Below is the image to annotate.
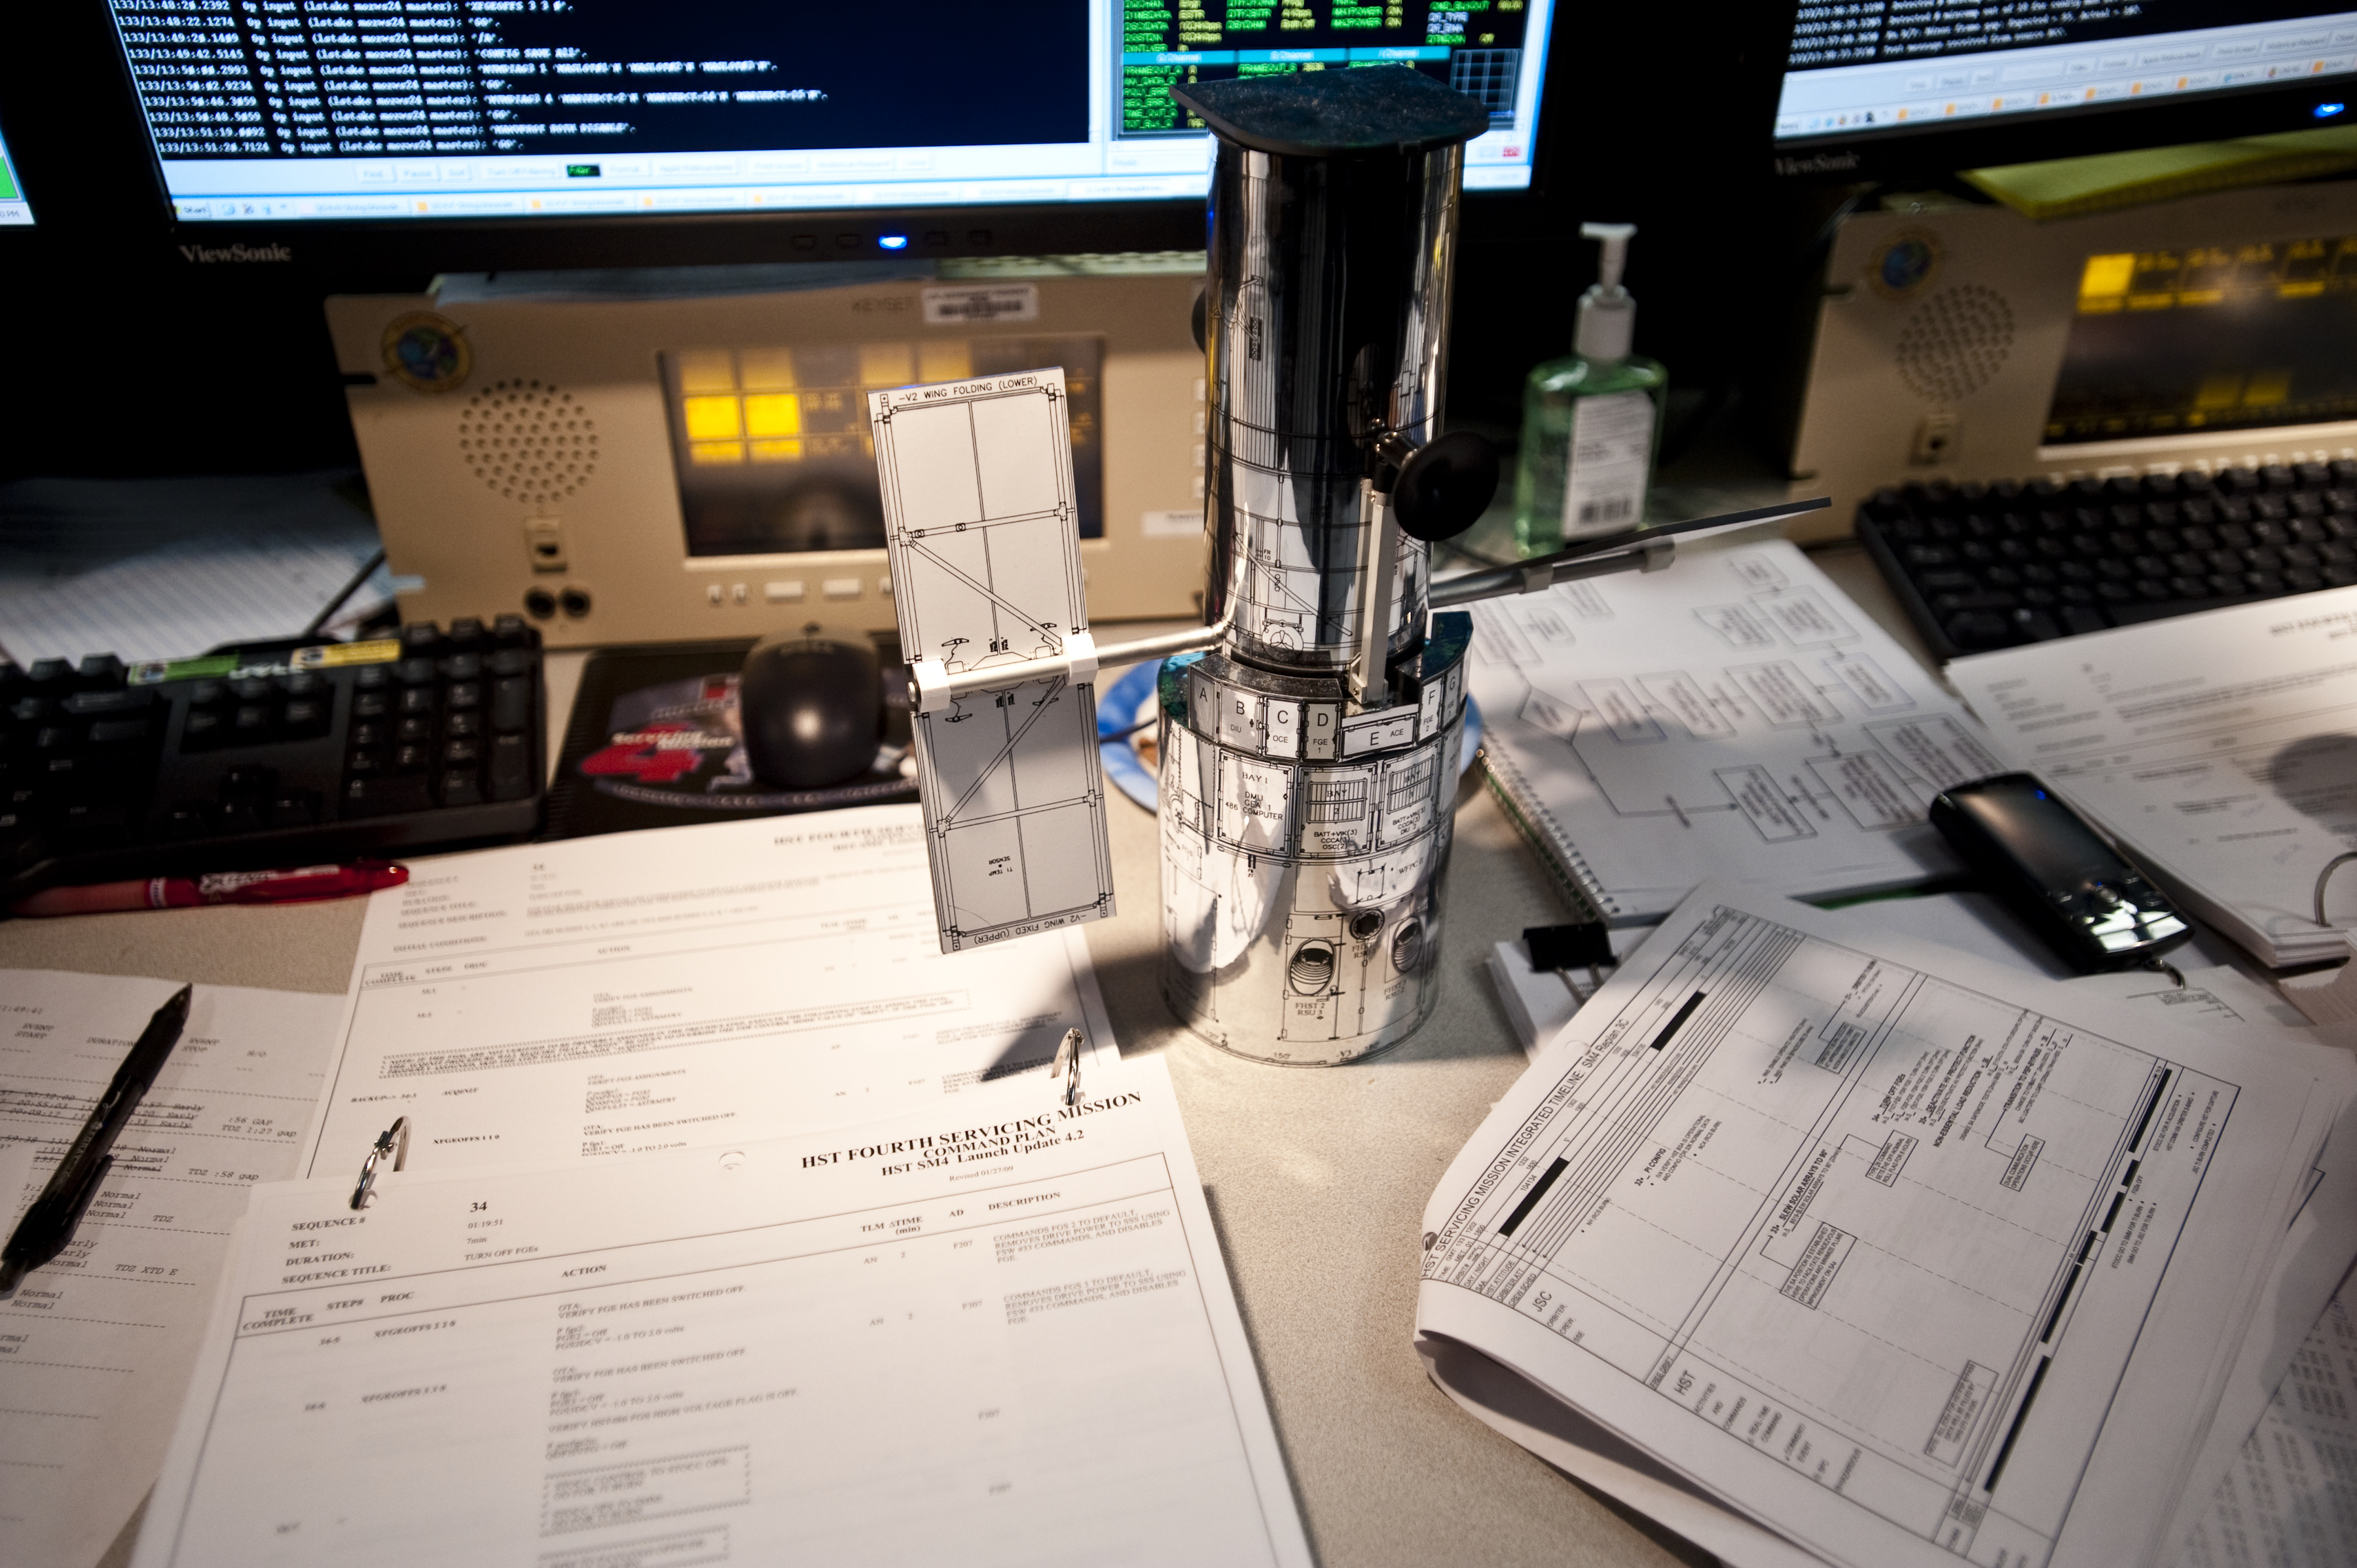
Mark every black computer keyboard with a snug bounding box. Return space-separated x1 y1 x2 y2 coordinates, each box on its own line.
1 615 545 905
1857 462 2357 661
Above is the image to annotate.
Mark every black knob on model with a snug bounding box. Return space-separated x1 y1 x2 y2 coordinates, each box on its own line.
1391 429 1499 542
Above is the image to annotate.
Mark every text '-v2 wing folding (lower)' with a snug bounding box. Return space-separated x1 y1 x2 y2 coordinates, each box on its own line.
869 367 1115 953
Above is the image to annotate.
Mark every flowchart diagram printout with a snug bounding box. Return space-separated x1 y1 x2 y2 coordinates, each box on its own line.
297 807 1118 1179
1419 888 2326 1568
1466 541 1993 921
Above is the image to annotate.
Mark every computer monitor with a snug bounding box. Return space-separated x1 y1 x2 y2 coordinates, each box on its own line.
89 0 1557 270
1773 5 2357 180
0 122 30 226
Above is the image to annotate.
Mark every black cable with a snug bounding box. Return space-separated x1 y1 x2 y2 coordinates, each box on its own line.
1097 713 1156 745
301 547 388 639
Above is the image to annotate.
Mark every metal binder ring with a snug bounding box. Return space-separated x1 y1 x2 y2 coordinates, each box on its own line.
2317 852 2357 930
350 1116 410 1211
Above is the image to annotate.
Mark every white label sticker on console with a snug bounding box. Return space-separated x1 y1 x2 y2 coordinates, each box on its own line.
921 284 1039 325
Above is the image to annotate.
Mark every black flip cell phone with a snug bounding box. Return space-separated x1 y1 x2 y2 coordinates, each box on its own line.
1929 773 2193 974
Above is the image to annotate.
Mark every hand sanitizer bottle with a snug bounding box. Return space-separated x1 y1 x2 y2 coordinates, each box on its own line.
1512 223 1668 553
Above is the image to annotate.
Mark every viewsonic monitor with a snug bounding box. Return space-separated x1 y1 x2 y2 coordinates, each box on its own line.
90 0 1558 269
1775 3 2357 180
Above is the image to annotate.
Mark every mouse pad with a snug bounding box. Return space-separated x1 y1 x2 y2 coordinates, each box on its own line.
541 638 917 842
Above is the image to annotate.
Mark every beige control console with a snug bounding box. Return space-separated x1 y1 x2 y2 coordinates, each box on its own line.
1788 180 2357 540
326 260 1211 646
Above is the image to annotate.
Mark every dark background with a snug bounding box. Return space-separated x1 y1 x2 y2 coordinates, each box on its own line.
0 1 1802 483
0 0 2340 485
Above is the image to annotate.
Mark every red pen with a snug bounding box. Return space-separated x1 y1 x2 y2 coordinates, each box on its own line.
9 861 409 918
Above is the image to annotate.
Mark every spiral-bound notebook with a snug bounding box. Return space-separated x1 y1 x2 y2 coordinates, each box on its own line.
1464 540 1993 924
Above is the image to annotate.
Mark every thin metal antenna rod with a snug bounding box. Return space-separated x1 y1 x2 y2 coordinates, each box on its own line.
1063 498 1836 677
1428 498 1832 608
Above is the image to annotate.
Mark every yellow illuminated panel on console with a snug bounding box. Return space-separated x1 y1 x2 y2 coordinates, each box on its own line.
2075 234 2357 314
744 393 801 438
682 395 742 442
657 337 1106 559
2243 371 2292 407
2049 229 2357 444
2193 375 2244 412
2077 252 2134 312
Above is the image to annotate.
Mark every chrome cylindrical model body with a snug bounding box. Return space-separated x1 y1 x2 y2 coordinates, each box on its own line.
1156 624 1469 1065
1202 139 1457 670
1158 71 1486 1065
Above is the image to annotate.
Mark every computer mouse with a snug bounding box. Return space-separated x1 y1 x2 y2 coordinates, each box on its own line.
738 625 883 789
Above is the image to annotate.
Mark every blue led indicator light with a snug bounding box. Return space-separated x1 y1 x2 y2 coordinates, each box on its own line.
877 234 909 250
2318 101 2347 118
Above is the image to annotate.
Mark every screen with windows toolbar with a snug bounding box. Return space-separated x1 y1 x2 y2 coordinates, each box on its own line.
1778 3 2357 150
113 0 1552 226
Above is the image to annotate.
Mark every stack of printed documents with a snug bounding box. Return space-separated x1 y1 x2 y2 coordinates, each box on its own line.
1418 883 2357 1568
1947 585 2357 968
107 809 1310 1568
0 975 347 1568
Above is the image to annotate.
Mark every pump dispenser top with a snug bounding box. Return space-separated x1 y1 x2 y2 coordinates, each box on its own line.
1573 221 1637 363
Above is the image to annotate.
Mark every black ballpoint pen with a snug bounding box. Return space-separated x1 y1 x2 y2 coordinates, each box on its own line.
0 982 194 1299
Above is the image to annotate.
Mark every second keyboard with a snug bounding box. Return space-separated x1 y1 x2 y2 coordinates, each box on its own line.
1857 462 2357 660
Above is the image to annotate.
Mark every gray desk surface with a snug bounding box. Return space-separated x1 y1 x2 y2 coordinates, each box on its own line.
7 541 1918 1568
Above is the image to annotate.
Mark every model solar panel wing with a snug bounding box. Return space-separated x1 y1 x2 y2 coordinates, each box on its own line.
869 368 1116 953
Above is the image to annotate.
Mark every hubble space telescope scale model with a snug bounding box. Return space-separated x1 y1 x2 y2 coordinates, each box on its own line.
868 69 1824 1066
1154 69 1495 1065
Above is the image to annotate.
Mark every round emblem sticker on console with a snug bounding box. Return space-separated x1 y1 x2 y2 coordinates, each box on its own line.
380 311 471 393
1867 229 1943 301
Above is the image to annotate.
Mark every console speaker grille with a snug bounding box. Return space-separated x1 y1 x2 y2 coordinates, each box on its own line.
455 378 599 507
1895 285 2015 405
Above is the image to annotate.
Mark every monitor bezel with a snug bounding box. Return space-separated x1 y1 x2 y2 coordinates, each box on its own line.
1772 44 2357 184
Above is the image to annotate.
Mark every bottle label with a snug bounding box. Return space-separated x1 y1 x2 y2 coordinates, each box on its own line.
1561 391 1655 539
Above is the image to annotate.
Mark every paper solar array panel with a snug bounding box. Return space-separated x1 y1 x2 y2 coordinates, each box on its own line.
870 368 1116 953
